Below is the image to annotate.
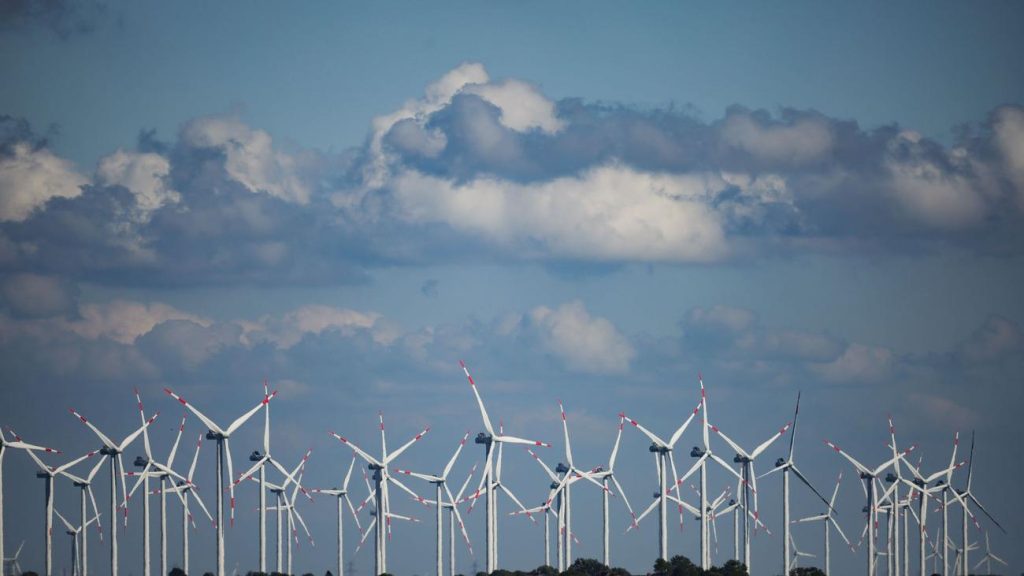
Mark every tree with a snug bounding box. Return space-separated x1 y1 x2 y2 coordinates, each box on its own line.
565 558 610 576
169 569 187 576
789 567 825 576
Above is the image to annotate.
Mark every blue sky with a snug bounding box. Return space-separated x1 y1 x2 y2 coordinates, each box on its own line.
1 2 1023 576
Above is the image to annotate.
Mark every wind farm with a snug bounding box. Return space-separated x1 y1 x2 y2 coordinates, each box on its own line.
2 3 1022 576
0 368 1012 576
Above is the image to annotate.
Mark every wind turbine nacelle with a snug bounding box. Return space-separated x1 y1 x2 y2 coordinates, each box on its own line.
133 455 150 467
885 473 898 483
205 430 220 440
474 432 492 445
774 457 785 467
249 451 263 461
934 479 945 486
733 454 750 463
550 482 560 490
728 499 736 506
99 446 116 456
652 492 661 499
556 463 570 474
691 447 705 458
913 478 925 488
859 472 871 479
862 505 870 513
35 471 48 479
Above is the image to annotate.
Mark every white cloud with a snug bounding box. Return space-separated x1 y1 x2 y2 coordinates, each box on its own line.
182 116 312 204
244 305 394 349
992 106 1024 211
464 79 564 134
528 300 634 374
96 150 180 220
886 156 988 230
0 142 87 222
67 300 211 344
812 343 895 383
390 164 729 262
720 112 834 165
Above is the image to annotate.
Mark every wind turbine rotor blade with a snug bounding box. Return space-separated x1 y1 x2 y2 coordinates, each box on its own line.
225 390 277 436
343 494 363 532
791 464 832 508
383 425 430 464
342 454 358 491
787 392 801 460
526 448 559 482
559 399 574 468
232 455 270 487
619 413 668 448
119 412 160 452
751 422 792 460
134 387 153 457
460 360 495 434
166 414 187 470
829 515 853 546
709 425 749 460
610 475 637 527
328 432 382 467
444 483 474 555
708 453 743 481
68 410 117 448
668 399 703 448
442 431 471 479
968 494 1006 534
499 484 537 523
609 416 625 470
163 389 223 435
493 434 550 448
455 462 478 503
824 440 872 476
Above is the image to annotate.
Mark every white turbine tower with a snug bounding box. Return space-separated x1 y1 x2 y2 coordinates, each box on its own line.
760 393 832 576
619 394 705 562
352 465 423 566
460 360 550 573
163 385 277 576
392 432 474 576
310 455 365 576
792 471 853 576
709 413 793 572
824 437 916 576
1 427 60 574
69 404 157 576
24 448 99 576
329 412 429 575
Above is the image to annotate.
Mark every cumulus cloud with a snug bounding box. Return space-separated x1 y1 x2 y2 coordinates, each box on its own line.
956 315 1024 363
96 150 180 220
389 165 729 262
244 305 394 349
181 115 314 204
0 141 87 222
66 300 210 344
812 343 895 384
526 300 635 374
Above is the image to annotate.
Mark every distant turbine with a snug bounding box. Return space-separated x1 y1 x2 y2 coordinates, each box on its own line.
792 471 853 576
1 427 61 574
24 448 99 576
164 384 276 576
460 360 550 573
310 455 365 576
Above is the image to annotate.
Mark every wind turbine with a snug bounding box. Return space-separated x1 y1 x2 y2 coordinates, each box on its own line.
352 465 423 565
330 412 429 575
2 540 24 576
708 411 792 572
59 454 106 576
122 391 190 576
760 392 832 576
247 448 312 575
972 532 1006 574
954 432 1005 576
788 532 815 569
824 436 916 576
460 360 550 573
392 432 474 576
899 438 965 576
24 448 100 576
155 431 215 576
310 455 364 576
588 415 637 567
689 375 747 569
69 401 157 576
52 508 100 576
1 427 60 573
619 394 704 562
265 451 315 576
792 471 853 576
163 384 277 576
